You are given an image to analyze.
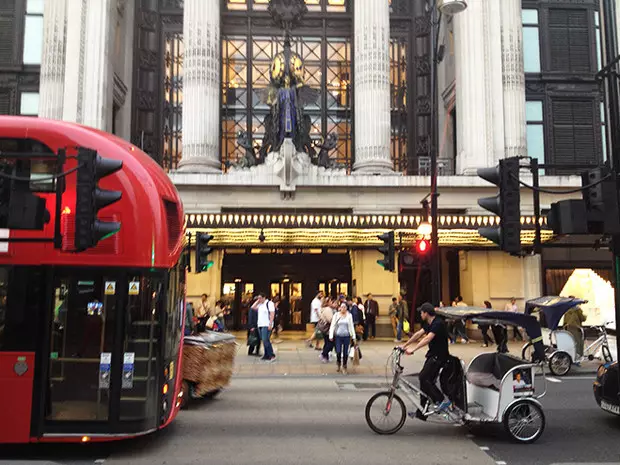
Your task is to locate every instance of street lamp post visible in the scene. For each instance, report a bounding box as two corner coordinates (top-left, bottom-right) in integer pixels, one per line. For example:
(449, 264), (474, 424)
(429, 0), (467, 306)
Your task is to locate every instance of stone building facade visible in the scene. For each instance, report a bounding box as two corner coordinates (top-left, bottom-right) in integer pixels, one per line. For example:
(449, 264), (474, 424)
(0, 0), (617, 332)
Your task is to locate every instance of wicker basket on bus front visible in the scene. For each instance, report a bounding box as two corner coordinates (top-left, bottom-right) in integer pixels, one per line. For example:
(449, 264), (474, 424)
(182, 340), (236, 397)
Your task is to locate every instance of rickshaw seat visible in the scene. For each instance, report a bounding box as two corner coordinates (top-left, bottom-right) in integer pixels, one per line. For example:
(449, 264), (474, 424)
(466, 353), (526, 391)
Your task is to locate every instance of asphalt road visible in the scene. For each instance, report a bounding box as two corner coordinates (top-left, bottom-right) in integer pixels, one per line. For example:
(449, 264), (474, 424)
(1, 374), (619, 465)
(471, 374), (620, 465)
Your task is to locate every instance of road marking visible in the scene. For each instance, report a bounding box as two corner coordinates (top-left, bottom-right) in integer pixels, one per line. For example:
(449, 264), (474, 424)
(95, 460), (106, 464)
(545, 376), (562, 383)
(479, 446), (489, 451)
(496, 461), (507, 465)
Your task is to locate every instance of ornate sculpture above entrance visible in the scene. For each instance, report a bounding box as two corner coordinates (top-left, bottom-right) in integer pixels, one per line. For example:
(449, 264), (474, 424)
(231, 0), (343, 173)
(229, 0), (345, 194)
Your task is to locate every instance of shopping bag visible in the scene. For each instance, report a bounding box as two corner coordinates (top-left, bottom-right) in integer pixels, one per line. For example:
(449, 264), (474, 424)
(353, 346), (360, 366)
(403, 320), (410, 334)
(349, 346), (355, 359)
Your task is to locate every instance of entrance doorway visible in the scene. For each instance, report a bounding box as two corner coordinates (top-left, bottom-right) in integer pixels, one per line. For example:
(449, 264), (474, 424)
(271, 280), (303, 330)
(221, 251), (351, 331)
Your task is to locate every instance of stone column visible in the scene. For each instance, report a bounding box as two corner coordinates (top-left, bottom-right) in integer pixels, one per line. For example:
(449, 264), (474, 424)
(454, 0), (496, 174)
(39, 0), (67, 120)
(500, 0), (527, 159)
(178, 0), (221, 173)
(81, 0), (114, 131)
(353, 0), (393, 173)
(62, 0), (87, 124)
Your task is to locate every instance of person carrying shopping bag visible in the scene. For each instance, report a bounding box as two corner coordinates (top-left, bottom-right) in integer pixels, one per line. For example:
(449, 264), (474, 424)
(329, 303), (356, 374)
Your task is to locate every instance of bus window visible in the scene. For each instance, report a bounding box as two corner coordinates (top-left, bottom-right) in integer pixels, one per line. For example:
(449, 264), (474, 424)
(121, 274), (163, 422)
(46, 273), (118, 422)
(0, 267), (46, 351)
(0, 138), (56, 192)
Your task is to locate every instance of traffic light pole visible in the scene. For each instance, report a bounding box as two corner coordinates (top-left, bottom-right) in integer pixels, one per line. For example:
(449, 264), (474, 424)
(599, 0), (620, 372)
(429, 0), (442, 306)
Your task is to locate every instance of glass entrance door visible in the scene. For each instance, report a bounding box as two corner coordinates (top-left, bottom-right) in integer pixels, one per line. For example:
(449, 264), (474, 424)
(47, 273), (119, 421)
(271, 280), (303, 330)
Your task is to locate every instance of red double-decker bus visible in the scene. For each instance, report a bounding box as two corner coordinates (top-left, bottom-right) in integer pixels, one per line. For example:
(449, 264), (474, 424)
(0, 116), (186, 443)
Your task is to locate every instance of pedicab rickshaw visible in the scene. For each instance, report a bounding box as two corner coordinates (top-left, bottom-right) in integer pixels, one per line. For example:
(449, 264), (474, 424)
(521, 296), (613, 376)
(365, 307), (549, 443)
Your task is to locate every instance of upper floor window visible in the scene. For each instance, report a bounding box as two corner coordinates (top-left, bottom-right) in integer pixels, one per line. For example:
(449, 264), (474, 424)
(548, 8), (591, 73)
(526, 101), (545, 163)
(594, 11), (602, 71)
(226, 0), (347, 12)
(522, 9), (541, 73)
(19, 92), (39, 116)
(23, 0), (44, 65)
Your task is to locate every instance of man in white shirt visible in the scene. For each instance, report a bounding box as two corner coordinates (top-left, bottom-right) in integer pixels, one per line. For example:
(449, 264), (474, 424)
(306, 291), (324, 349)
(504, 297), (523, 341)
(253, 292), (276, 361)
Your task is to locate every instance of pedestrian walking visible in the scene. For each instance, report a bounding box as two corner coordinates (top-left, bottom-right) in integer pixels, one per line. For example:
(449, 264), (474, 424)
(450, 296), (469, 343)
(364, 293), (379, 339)
(247, 297), (261, 356)
(319, 303), (335, 363)
(253, 293), (276, 362)
(329, 302), (356, 374)
(389, 297), (399, 340)
(306, 291), (324, 350)
(397, 294), (407, 342)
(504, 297), (524, 341)
(479, 300), (494, 347)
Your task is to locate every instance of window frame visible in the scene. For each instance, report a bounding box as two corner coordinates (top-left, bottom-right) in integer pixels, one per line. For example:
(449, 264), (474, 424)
(22, 0), (45, 66)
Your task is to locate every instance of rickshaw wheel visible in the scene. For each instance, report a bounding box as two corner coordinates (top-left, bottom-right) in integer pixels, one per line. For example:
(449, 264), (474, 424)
(521, 342), (535, 362)
(365, 392), (407, 435)
(549, 351), (572, 376)
(503, 399), (546, 444)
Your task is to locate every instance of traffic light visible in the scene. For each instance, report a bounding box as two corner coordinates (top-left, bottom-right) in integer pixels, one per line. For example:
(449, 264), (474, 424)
(74, 148), (123, 251)
(582, 167), (620, 235)
(415, 238), (430, 255)
(195, 232), (214, 273)
(377, 231), (395, 272)
(548, 167), (620, 236)
(477, 157), (521, 255)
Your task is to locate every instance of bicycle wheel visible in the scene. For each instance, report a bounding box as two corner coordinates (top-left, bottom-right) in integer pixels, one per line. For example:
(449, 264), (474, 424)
(503, 399), (545, 444)
(365, 391), (407, 435)
(602, 344), (613, 363)
(549, 351), (571, 376)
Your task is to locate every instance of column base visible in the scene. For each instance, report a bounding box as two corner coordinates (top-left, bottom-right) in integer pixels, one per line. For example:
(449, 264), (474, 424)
(353, 159), (394, 174)
(177, 157), (221, 173)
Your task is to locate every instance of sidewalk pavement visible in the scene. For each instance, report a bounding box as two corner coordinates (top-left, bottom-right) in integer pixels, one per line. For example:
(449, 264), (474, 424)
(230, 337), (608, 377)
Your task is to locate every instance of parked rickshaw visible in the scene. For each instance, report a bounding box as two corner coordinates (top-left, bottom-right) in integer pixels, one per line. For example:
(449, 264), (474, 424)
(521, 296), (613, 376)
(365, 307), (549, 443)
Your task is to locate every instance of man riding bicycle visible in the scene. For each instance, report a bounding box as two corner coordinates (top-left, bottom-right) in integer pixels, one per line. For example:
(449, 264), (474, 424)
(400, 302), (451, 420)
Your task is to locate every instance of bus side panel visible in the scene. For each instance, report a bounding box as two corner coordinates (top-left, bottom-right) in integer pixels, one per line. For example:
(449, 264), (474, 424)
(0, 352), (35, 444)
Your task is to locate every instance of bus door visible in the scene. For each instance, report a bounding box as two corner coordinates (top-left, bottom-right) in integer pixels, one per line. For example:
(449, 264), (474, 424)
(42, 271), (164, 435)
(45, 273), (121, 425)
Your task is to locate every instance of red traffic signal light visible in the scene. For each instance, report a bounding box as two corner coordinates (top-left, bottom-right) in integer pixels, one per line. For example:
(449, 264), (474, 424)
(415, 239), (430, 254)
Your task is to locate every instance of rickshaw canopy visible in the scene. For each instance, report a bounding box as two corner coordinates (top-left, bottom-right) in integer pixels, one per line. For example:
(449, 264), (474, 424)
(524, 296), (586, 331)
(436, 307), (546, 362)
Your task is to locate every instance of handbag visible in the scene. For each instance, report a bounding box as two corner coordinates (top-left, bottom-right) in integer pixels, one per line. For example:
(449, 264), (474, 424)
(247, 331), (259, 347)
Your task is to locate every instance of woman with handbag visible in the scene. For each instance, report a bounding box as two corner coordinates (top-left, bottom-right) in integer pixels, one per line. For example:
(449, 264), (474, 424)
(329, 302), (356, 374)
